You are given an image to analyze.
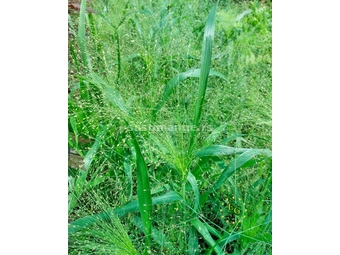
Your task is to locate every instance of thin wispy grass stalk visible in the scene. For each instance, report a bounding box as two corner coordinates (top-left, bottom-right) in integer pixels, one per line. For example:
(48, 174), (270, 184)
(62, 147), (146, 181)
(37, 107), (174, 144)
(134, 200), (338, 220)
(69, 195), (138, 255)
(68, 125), (107, 215)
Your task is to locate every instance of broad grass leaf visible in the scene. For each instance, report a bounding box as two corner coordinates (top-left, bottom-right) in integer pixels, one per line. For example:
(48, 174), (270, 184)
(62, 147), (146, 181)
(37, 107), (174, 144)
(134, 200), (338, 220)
(213, 149), (272, 191)
(152, 68), (227, 119)
(191, 218), (224, 255)
(188, 226), (199, 255)
(190, 3), (218, 150)
(68, 191), (182, 234)
(129, 130), (153, 252)
(206, 232), (240, 254)
(235, 9), (252, 22)
(77, 0), (87, 66)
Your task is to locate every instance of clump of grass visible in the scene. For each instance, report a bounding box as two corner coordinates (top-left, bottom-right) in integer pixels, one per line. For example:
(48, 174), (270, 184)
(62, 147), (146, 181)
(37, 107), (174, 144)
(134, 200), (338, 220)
(68, 0), (272, 254)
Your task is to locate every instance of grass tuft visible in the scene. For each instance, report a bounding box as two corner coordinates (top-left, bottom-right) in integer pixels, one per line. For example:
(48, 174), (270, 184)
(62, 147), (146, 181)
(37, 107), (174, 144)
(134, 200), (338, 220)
(68, 0), (272, 254)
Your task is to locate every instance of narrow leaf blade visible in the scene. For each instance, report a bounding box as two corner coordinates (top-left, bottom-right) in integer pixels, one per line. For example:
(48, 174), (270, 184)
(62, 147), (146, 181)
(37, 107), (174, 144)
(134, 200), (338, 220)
(129, 130), (153, 251)
(188, 226), (199, 255)
(152, 68), (227, 119)
(68, 191), (181, 234)
(191, 218), (224, 255)
(77, 0), (87, 66)
(190, 3), (218, 150)
(196, 145), (250, 157)
(187, 172), (200, 212)
(213, 149), (272, 191)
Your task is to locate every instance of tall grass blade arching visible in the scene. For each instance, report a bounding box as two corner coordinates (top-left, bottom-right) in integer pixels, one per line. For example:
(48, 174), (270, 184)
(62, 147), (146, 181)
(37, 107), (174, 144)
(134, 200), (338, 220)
(77, 0), (87, 67)
(152, 68), (227, 119)
(189, 3), (218, 151)
(129, 130), (153, 254)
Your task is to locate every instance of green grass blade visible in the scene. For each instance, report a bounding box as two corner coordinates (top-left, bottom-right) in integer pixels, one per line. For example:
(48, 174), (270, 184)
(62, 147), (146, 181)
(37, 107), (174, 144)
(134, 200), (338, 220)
(220, 133), (246, 145)
(114, 190), (181, 218)
(152, 68), (227, 119)
(159, 0), (168, 31)
(188, 226), (199, 255)
(196, 145), (250, 157)
(202, 123), (229, 147)
(68, 191), (181, 234)
(83, 126), (107, 171)
(235, 9), (252, 22)
(78, 0), (87, 66)
(124, 157), (133, 201)
(213, 149), (272, 191)
(115, 31), (121, 83)
(205, 223), (222, 239)
(153, 68), (200, 118)
(68, 42), (80, 73)
(84, 176), (107, 192)
(191, 218), (224, 255)
(189, 3), (218, 151)
(129, 130), (152, 253)
(208, 70), (227, 80)
(129, 16), (145, 45)
(206, 232), (240, 255)
(131, 216), (175, 250)
(198, 147), (271, 207)
(89, 73), (131, 116)
(68, 14), (76, 34)
(187, 172), (200, 212)
(68, 82), (80, 98)
(265, 207), (272, 222)
(69, 116), (79, 147)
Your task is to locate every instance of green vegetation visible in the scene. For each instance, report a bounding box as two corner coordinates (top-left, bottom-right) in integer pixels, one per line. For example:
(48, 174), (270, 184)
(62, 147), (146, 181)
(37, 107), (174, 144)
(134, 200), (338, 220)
(68, 0), (272, 254)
